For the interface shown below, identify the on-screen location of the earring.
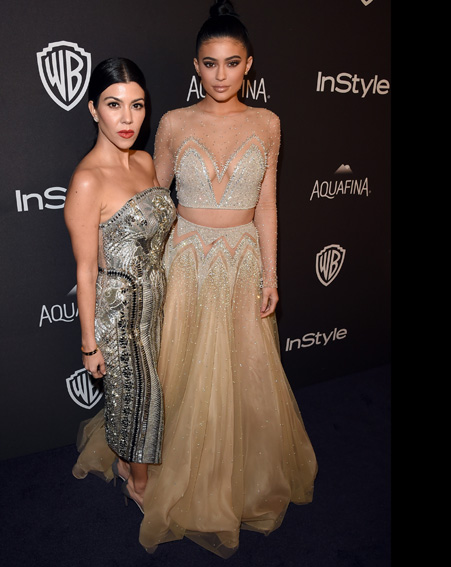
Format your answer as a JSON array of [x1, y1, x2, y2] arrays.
[[93, 116, 98, 122]]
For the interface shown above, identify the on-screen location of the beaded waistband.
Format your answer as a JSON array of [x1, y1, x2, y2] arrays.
[[175, 215, 258, 248]]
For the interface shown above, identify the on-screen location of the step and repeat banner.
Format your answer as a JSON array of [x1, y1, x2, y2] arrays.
[[0, 0, 390, 460]]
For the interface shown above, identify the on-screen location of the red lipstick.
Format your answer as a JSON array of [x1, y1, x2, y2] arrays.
[[118, 130, 134, 139]]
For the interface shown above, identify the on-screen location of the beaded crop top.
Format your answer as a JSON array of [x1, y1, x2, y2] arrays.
[[153, 104, 281, 287], [174, 136, 266, 209], [153, 105, 280, 210]]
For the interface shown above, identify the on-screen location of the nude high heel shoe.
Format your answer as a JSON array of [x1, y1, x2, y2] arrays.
[[122, 480, 144, 514], [111, 458, 127, 486]]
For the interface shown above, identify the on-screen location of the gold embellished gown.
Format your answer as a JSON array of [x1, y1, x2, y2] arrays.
[[72, 187, 176, 474], [137, 105, 318, 557]]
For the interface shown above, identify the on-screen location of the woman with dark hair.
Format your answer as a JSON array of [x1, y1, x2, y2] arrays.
[[65, 57, 175, 511], [138, 0, 317, 557]]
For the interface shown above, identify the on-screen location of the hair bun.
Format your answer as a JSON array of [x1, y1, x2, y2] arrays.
[[210, 0, 239, 18]]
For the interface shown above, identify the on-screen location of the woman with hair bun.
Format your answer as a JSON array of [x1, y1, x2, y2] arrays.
[[65, 57, 175, 512], [140, 1, 317, 557], [135, 0, 318, 558]]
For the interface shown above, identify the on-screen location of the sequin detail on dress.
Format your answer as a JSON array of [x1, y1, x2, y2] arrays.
[[153, 105, 281, 288], [138, 107, 318, 557], [175, 136, 267, 209], [95, 187, 175, 463]]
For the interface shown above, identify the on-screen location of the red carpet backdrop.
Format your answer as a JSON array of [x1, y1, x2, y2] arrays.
[[0, 0, 391, 460]]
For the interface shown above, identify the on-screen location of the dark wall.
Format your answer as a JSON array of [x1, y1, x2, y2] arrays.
[[0, 0, 390, 460]]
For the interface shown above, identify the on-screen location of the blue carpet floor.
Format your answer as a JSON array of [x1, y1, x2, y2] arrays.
[[0, 364, 391, 567]]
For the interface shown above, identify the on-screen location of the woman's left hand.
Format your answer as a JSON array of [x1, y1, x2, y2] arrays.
[[260, 287, 279, 318]]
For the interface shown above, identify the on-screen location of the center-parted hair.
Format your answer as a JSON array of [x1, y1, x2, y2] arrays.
[[88, 57, 147, 108], [196, 1, 252, 56]]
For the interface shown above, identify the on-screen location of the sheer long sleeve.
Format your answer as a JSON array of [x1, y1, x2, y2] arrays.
[[153, 112, 175, 189], [254, 112, 280, 288]]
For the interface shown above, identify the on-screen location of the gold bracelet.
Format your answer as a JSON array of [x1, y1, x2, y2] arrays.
[[81, 346, 99, 356]]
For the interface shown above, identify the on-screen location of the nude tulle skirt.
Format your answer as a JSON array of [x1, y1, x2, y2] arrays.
[[72, 217, 317, 558]]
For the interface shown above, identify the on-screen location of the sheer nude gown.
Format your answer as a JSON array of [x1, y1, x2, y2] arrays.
[[136, 104, 318, 557]]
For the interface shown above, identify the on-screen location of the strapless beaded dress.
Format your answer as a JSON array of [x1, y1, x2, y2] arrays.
[[72, 187, 176, 476], [135, 105, 318, 558]]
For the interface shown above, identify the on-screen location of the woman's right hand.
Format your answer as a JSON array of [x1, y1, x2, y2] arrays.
[[83, 350, 107, 379]]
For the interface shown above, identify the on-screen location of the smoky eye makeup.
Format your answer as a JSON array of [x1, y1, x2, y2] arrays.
[[201, 58, 243, 69]]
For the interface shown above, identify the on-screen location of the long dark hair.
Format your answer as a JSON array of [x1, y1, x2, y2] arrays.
[[88, 57, 147, 108], [196, 1, 252, 56]]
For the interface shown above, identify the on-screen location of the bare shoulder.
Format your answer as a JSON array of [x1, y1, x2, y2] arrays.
[[69, 163, 96, 190], [132, 149, 154, 169], [66, 160, 103, 206], [132, 150, 157, 175], [64, 163, 103, 229], [131, 150, 159, 186]]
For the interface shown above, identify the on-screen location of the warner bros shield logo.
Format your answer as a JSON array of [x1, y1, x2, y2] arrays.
[[66, 368, 103, 409], [37, 41, 91, 111], [316, 244, 346, 286]]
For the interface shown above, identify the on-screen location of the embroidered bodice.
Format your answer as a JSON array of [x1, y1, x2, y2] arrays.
[[154, 105, 279, 209], [98, 187, 176, 274], [175, 135, 266, 209]]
